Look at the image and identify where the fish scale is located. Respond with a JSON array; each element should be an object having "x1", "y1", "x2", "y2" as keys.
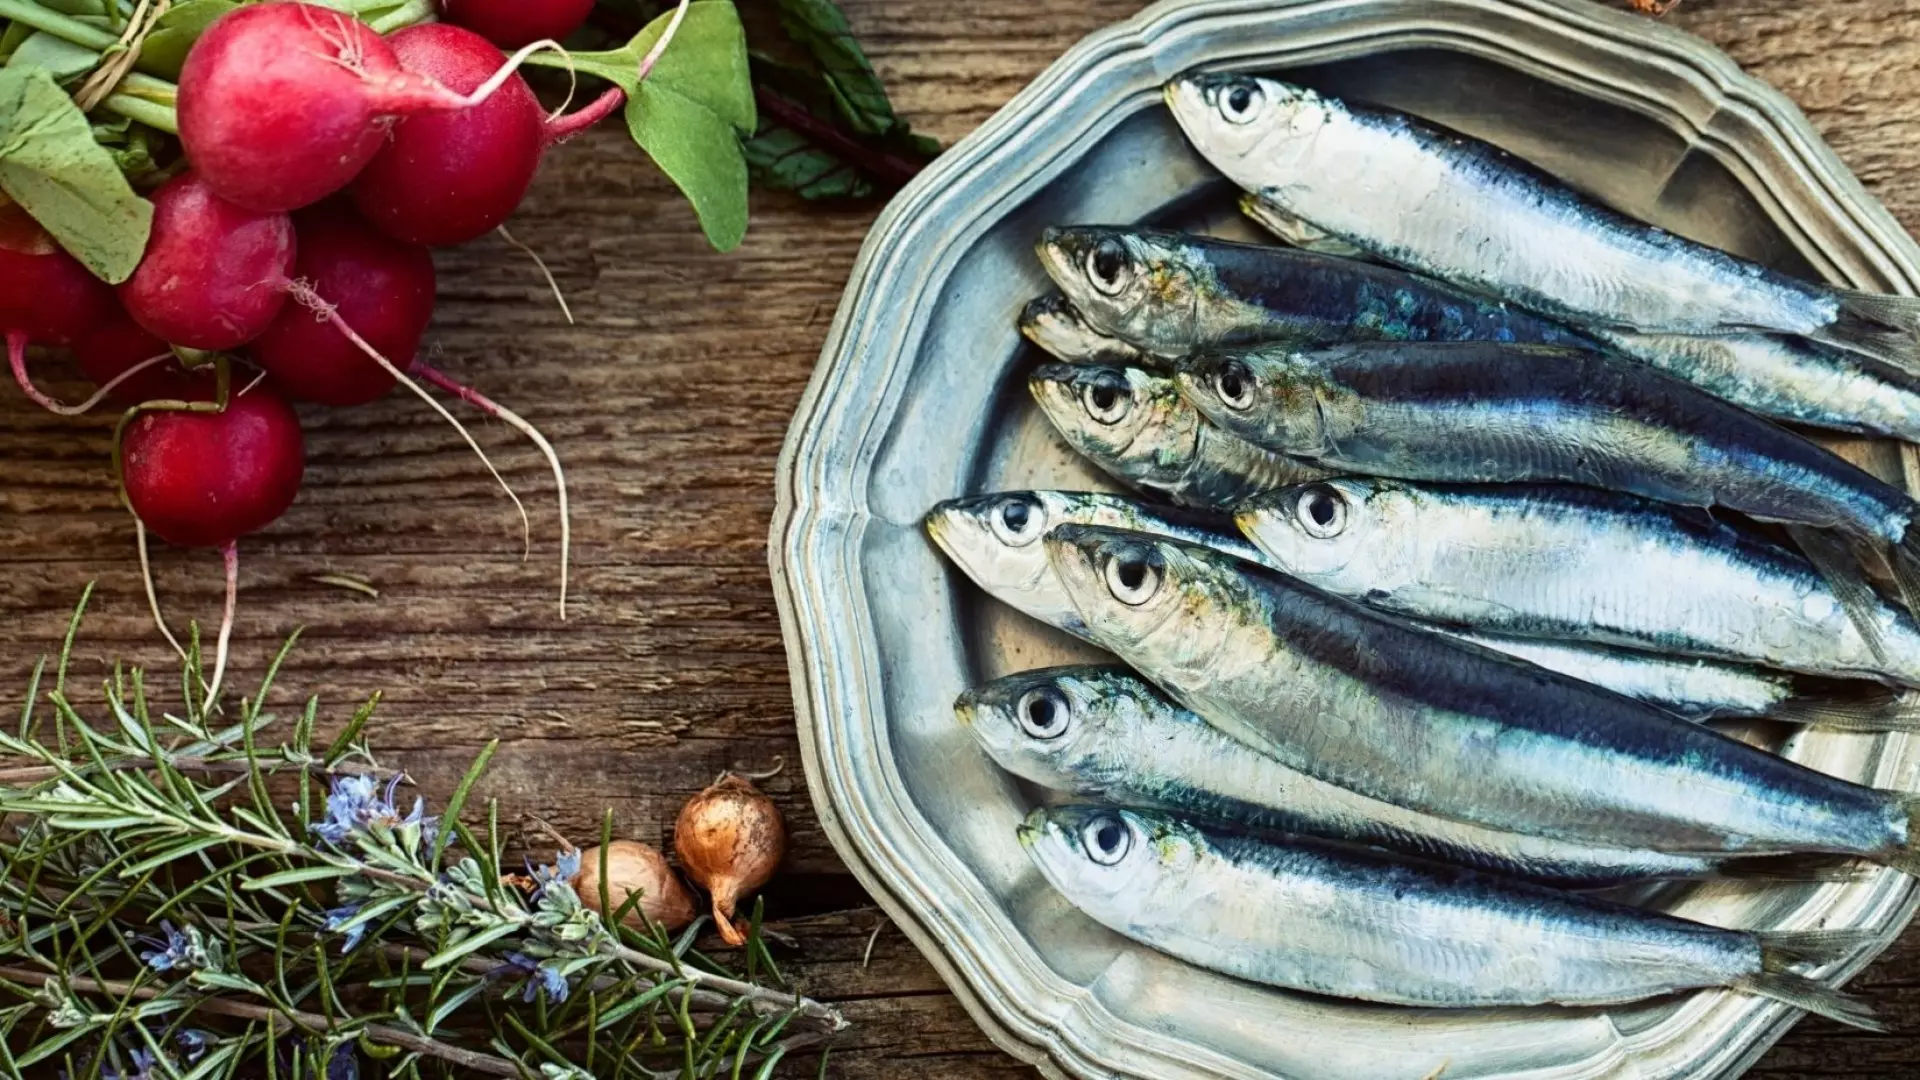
[
  {"x1": 1021, "y1": 806, "x2": 1881, "y2": 1027},
  {"x1": 1045, "y1": 523, "x2": 1919, "y2": 862},
  {"x1": 1233, "y1": 477, "x2": 1920, "y2": 684}
]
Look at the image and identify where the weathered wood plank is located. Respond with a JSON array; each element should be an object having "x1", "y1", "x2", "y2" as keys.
[{"x1": 6, "y1": 1, "x2": 1920, "y2": 1076}]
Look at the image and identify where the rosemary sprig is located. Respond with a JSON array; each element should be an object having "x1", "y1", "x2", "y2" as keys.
[{"x1": 0, "y1": 591, "x2": 845, "y2": 1079}]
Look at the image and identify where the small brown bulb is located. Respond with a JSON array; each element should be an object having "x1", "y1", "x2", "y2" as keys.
[
  {"x1": 572, "y1": 840, "x2": 696, "y2": 931},
  {"x1": 675, "y1": 774, "x2": 785, "y2": 946}
]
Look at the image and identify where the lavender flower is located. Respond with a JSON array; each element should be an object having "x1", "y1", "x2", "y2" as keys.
[
  {"x1": 137, "y1": 921, "x2": 206, "y2": 972},
  {"x1": 490, "y1": 952, "x2": 571, "y2": 1004},
  {"x1": 323, "y1": 904, "x2": 368, "y2": 953},
  {"x1": 174, "y1": 1030, "x2": 214, "y2": 1064},
  {"x1": 310, "y1": 774, "x2": 437, "y2": 853},
  {"x1": 99, "y1": 1048, "x2": 161, "y2": 1080},
  {"x1": 529, "y1": 848, "x2": 582, "y2": 903}
]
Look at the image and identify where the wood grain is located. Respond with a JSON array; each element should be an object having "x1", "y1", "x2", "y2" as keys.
[{"x1": 4, "y1": 0, "x2": 1920, "y2": 1075}]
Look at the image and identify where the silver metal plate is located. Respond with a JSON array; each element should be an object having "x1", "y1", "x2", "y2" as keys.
[{"x1": 770, "y1": 2, "x2": 1920, "y2": 1077}]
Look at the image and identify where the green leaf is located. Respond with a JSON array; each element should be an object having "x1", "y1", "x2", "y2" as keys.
[
  {"x1": 6, "y1": 32, "x2": 99, "y2": 83},
  {"x1": 0, "y1": 66, "x2": 151, "y2": 281},
  {"x1": 773, "y1": 0, "x2": 891, "y2": 135},
  {"x1": 534, "y1": 1, "x2": 755, "y2": 134},
  {"x1": 420, "y1": 920, "x2": 522, "y2": 971},
  {"x1": 240, "y1": 864, "x2": 358, "y2": 891},
  {"x1": 626, "y1": 87, "x2": 748, "y2": 251},
  {"x1": 136, "y1": 1, "x2": 239, "y2": 85},
  {"x1": 433, "y1": 738, "x2": 497, "y2": 869},
  {"x1": 742, "y1": 56, "x2": 936, "y2": 201}
]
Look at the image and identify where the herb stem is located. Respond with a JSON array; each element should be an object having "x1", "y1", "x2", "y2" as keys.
[
  {"x1": 752, "y1": 87, "x2": 924, "y2": 189},
  {"x1": 0, "y1": 754, "x2": 387, "y2": 786},
  {"x1": 0, "y1": 966, "x2": 523, "y2": 1077}
]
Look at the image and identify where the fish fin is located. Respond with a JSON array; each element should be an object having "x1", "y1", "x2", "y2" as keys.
[
  {"x1": 1888, "y1": 521, "x2": 1920, "y2": 618},
  {"x1": 1734, "y1": 971, "x2": 1886, "y2": 1032},
  {"x1": 1757, "y1": 928, "x2": 1880, "y2": 968},
  {"x1": 1811, "y1": 290, "x2": 1920, "y2": 373},
  {"x1": 1235, "y1": 195, "x2": 1369, "y2": 258},
  {"x1": 1714, "y1": 854, "x2": 1870, "y2": 884},
  {"x1": 1770, "y1": 684, "x2": 1920, "y2": 733},
  {"x1": 1785, "y1": 525, "x2": 1891, "y2": 665},
  {"x1": 1871, "y1": 794, "x2": 1920, "y2": 877}
]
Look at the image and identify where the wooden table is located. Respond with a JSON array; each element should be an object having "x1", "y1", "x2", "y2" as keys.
[{"x1": 4, "y1": 0, "x2": 1920, "y2": 1074}]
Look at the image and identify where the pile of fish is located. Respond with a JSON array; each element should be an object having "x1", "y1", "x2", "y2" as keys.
[{"x1": 924, "y1": 72, "x2": 1920, "y2": 1031}]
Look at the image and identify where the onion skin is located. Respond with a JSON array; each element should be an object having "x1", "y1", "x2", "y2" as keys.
[
  {"x1": 572, "y1": 841, "x2": 697, "y2": 931},
  {"x1": 674, "y1": 775, "x2": 786, "y2": 946}
]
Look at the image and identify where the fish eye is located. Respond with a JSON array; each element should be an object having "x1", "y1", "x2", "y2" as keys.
[
  {"x1": 1081, "y1": 377, "x2": 1133, "y2": 425},
  {"x1": 1213, "y1": 360, "x2": 1256, "y2": 411},
  {"x1": 1083, "y1": 815, "x2": 1131, "y2": 866},
  {"x1": 1103, "y1": 550, "x2": 1163, "y2": 606},
  {"x1": 1014, "y1": 687, "x2": 1070, "y2": 740},
  {"x1": 1294, "y1": 485, "x2": 1349, "y2": 539},
  {"x1": 1221, "y1": 82, "x2": 1262, "y2": 125},
  {"x1": 989, "y1": 495, "x2": 1044, "y2": 547},
  {"x1": 1085, "y1": 238, "x2": 1132, "y2": 297}
]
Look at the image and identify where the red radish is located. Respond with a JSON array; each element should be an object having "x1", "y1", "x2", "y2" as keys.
[
  {"x1": 119, "y1": 172, "x2": 297, "y2": 349},
  {"x1": 122, "y1": 379, "x2": 305, "y2": 702},
  {"x1": 251, "y1": 202, "x2": 572, "y2": 616},
  {"x1": 251, "y1": 202, "x2": 433, "y2": 406},
  {"x1": 352, "y1": 24, "x2": 625, "y2": 246},
  {"x1": 2, "y1": 204, "x2": 117, "y2": 413},
  {"x1": 440, "y1": 0, "x2": 595, "y2": 49},
  {"x1": 178, "y1": 2, "x2": 550, "y2": 212},
  {"x1": 123, "y1": 383, "x2": 305, "y2": 550},
  {"x1": 74, "y1": 308, "x2": 203, "y2": 408}
]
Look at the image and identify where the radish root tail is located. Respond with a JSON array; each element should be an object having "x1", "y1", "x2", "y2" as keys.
[
  {"x1": 496, "y1": 226, "x2": 574, "y2": 325},
  {"x1": 206, "y1": 540, "x2": 238, "y2": 707},
  {"x1": 136, "y1": 518, "x2": 191, "y2": 664},
  {"x1": 414, "y1": 362, "x2": 571, "y2": 621},
  {"x1": 281, "y1": 279, "x2": 533, "y2": 555},
  {"x1": 12, "y1": 347, "x2": 177, "y2": 416},
  {"x1": 638, "y1": 0, "x2": 694, "y2": 83}
]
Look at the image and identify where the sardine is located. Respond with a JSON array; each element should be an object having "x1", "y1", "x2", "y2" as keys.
[
  {"x1": 1028, "y1": 362, "x2": 1327, "y2": 510},
  {"x1": 1166, "y1": 73, "x2": 1920, "y2": 370},
  {"x1": 963, "y1": 665, "x2": 1742, "y2": 883},
  {"x1": 1044, "y1": 523, "x2": 1920, "y2": 864},
  {"x1": 926, "y1": 490, "x2": 1260, "y2": 638},
  {"x1": 1176, "y1": 341, "x2": 1920, "y2": 607},
  {"x1": 1019, "y1": 293, "x2": 1149, "y2": 366},
  {"x1": 929, "y1": 489, "x2": 1911, "y2": 727},
  {"x1": 1236, "y1": 478, "x2": 1920, "y2": 690},
  {"x1": 1021, "y1": 805, "x2": 1881, "y2": 1028},
  {"x1": 1236, "y1": 197, "x2": 1920, "y2": 439},
  {"x1": 1036, "y1": 225, "x2": 1592, "y2": 361}
]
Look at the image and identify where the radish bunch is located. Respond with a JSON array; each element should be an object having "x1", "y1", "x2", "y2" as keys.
[{"x1": 7, "y1": 1, "x2": 620, "y2": 694}]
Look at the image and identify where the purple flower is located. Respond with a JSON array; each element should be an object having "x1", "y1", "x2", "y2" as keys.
[
  {"x1": 310, "y1": 774, "x2": 437, "y2": 851},
  {"x1": 174, "y1": 1030, "x2": 214, "y2": 1063},
  {"x1": 489, "y1": 952, "x2": 570, "y2": 1004},
  {"x1": 528, "y1": 848, "x2": 581, "y2": 902},
  {"x1": 99, "y1": 1048, "x2": 161, "y2": 1080},
  {"x1": 137, "y1": 921, "x2": 202, "y2": 972},
  {"x1": 323, "y1": 904, "x2": 367, "y2": 953}
]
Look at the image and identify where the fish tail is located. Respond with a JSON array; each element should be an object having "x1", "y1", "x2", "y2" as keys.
[
  {"x1": 1714, "y1": 854, "x2": 1868, "y2": 884},
  {"x1": 1874, "y1": 794, "x2": 1920, "y2": 877},
  {"x1": 1814, "y1": 290, "x2": 1920, "y2": 373},
  {"x1": 1785, "y1": 525, "x2": 1892, "y2": 664},
  {"x1": 1888, "y1": 520, "x2": 1920, "y2": 618},
  {"x1": 1735, "y1": 970, "x2": 1886, "y2": 1032},
  {"x1": 1769, "y1": 683, "x2": 1920, "y2": 733},
  {"x1": 1757, "y1": 928, "x2": 1880, "y2": 967}
]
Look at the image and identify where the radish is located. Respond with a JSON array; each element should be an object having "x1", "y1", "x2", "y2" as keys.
[
  {"x1": 352, "y1": 24, "x2": 625, "y2": 246},
  {"x1": 121, "y1": 378, "x2": 305, "y2": 700},
  {"x1": 119, "y1": 172, "x2": 297, "y2": 350},
  {"x1": 253, "y1": 202, "x2": 573, "y2": 616},
  {"x1": 2, "y1": 204, "x2": 117, "y2": 413},
  {"x1": 177, "y1": 2, "x2": 559, "y2": 212},
  {"x1": 440, "y1": 0, "x2": 596, "y2": 49},
  {"x1": 251, "y1": 202, "x2": 433, "y2": 407},
  {"x1": 74, "y1": 308, "x2": 202, "y2": 409}
]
